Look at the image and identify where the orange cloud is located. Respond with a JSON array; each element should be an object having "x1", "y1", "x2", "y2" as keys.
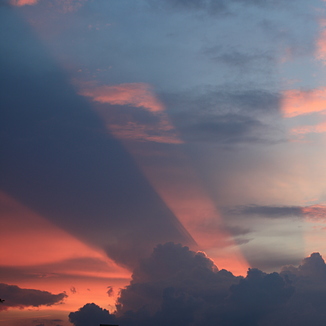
[
  {"x1": 291, "y1": 120, "x2": 326, "y2": 135},
  {"x1": 10, "y1": 0, "x2": 38, "y2": 6},
  {"x1": 281, "y1": 88, "x2": 326, "y2": 117},
  {"x1": 80, "y1": 83, "x2": 164, "y2": 113}
]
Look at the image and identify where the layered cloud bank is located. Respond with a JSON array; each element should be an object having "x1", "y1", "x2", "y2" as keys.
[
  {"x1": 0, "y1": 283, "x2": 67, "y2": 311},
  {"x1": 69, "y1": 243, "x2": 326, "y2": 326}
]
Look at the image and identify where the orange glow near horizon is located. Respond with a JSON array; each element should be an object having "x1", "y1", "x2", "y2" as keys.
[
  {"x1": 281, "y1": 88, "x2": 326, "y2": 118},
  {"x1": 0, "y1": 191, "x2": 131, "y2": 316}
]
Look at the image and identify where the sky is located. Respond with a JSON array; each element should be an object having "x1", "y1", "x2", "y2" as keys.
[{"x1": 1, "y1": 0, "x2": 326, "y2": 325}]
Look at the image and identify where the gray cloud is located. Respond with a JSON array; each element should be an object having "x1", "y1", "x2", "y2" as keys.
[
  {"x1": 0, "y1": 283, "x2": 67, "y2": 311},
  {"x1": 160, "y1": 87, "x2": 283, "y2": 146},
  {"x1": 226, "y1": 205, "x2": 303, "y2": 218}
]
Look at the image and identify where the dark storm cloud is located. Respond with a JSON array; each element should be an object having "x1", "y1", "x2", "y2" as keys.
[
  {"x1": 70, "y1": 243, "x2": 326, "y2": 326},
  {"x1": 0, "y1": 7, "x2": 195, "y2": 269},
  {"x1": 0, "y1": 283, "x2": 67, "y2": 311}
]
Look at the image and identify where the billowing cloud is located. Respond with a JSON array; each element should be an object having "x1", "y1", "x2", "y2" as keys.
[
  {"x1": 70, "y1": 243, "x2": 326, "y2": 326},
  {"x1": 281, "y1": 88, "x2": 326, "y2": 118},
  {"x1": 0, "y1": 283, "x2": 67, "y2": 311}
]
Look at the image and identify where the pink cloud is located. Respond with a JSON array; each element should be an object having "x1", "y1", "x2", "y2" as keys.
[
  {"x1": 78, "y1": 82, "x2": 182, "y2": 144},
  {"x1": 10, "y1": 0, "x2": 38, "y2": 6},
  {"x1": 80, "y1": 83, "x2": 164, "y2": 113},
  {"x1": 281, "y1": 88, "x2": 326, "y2": 118}
]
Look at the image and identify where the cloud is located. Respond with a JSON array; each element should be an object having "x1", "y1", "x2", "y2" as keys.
[
  {"x1": 0, "y1": 283, "x2": 67, "y2": 311},
  {"x1": 116, "y1": 242, "x2": 239, "y2": 315},
  {"x1": 281, "y1": 88, "x2": 326, "y2": 118},
  {"x1": 78, "y1": 82, "x2": 182, "y2": 144},
  {"x1": 291, "y1": 121, "x2": 326, "y2": 136},
  {"x1": 225, "y1": 204, "x2": 326, "y2": 224},
  {"x1": 149, "y1": 0, "x2": 293, "y2": 14},
  {"x1": 165, "y1": 88, "x2": 281, "y2": 145},
  {"x1": 302, "y1": 204, "x2": 326, "y2": 222},
  {"x1": 79, "y1": 83, "x2": 164, "y2": 113},
  {"x1": 226, "y1": 205, "x2": 303, "y2": 218},
  {"x1": 10, "y1": 0, "x2": 38, "y2": 6},
  {"x1": 107, "y1": 286, "x2": 114, "y2": 297},
  {"x1": 69, "y1": 303, "x2": 117, "y2": 326},
  {"x1": 71, "y1": 243, "x2": 326, "y2": 326}
]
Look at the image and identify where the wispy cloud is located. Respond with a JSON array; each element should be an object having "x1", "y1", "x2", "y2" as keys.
[
  {"x1": 291, "y1": 121, "x2": 326, "y2": 136},
  {"x1": 225, "y1": 204, "x2": 326, "y2": 221},
  {"x1": 80, "y1": 82, "x2": 164, "y2": 113}
]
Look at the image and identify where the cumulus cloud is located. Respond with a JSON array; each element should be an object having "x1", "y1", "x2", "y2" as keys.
[
  {"x1": 71, "y1": 243, "x2": 326, "y2": 326},
  {"x1": 69, "y1": 303, "x2": 117, "y2": 326},
  {"x1": 0, "y1": 283, "x2": 67, "y2": 311}
]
